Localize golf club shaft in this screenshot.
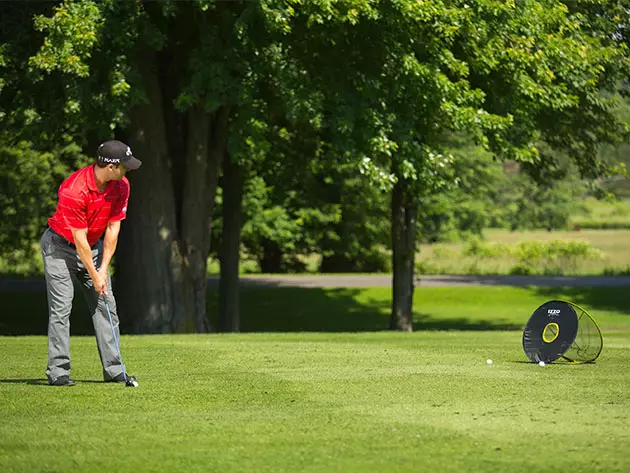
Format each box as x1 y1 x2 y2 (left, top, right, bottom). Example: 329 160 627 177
103 295 128 382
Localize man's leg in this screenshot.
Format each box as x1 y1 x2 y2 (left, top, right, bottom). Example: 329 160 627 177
77 242 125 381
42 229 76 384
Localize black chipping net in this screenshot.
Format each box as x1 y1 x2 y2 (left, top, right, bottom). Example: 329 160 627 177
523 300 603 364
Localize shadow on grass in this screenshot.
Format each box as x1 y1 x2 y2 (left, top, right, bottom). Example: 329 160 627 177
412 316 520 331
531 286 630 318
207 286 521 332
0 379 119 385
0 378 49 385
0 283 540 335
207 287 391 332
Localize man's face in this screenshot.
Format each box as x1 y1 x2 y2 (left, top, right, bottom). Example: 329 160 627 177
110 164 129 180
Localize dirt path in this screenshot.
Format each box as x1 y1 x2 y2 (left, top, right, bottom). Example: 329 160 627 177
229 274 630 287
3 274 629 292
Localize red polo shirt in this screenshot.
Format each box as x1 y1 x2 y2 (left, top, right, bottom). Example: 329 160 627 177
48 164 130 246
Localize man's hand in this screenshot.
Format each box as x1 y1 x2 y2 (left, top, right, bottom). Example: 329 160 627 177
71 227 108 296
94 270 108 296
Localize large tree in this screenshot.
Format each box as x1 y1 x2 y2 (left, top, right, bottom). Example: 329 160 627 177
3 0 629 333
385 1 629 329
266 1 628 330
15 0 270 332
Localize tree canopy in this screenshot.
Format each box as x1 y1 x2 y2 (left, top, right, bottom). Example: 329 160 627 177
1 0 628 331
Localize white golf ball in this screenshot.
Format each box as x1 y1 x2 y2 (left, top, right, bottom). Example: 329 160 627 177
486 359 493 365
538 361 546 367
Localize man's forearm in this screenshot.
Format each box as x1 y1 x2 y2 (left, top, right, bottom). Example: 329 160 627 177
74 236 100 282
100 222 121 271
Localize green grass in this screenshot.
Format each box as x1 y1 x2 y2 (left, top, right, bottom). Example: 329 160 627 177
215 285 630 332
571 197 630 227
415 198 630 276
3 285 630 335
2 286 630 472
418 228 630 275
1 331 630 473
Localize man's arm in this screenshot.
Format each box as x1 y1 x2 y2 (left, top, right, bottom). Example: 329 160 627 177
71 228 107 295
99 220 121 277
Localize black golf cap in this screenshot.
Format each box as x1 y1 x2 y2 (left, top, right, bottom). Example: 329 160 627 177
97 140 142 170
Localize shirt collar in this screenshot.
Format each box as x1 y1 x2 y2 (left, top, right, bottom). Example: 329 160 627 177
87 164 102 193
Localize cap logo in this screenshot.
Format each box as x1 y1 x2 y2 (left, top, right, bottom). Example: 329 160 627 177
126 146 132 157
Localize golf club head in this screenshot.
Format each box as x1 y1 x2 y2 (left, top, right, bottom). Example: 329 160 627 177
125 376 139 388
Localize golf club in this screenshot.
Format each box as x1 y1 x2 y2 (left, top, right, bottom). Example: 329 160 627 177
103 295 139 387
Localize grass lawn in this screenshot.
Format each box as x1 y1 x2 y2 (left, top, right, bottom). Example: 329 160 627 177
1 332 629 473
418 228 630 275
1 286 630 472
3 285 630 335
571 196 630 226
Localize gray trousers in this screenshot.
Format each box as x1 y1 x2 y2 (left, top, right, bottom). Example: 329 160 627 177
41 228 125 383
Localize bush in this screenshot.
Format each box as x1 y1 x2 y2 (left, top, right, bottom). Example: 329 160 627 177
510 240 604 275
569 220 630 230
0 139 87 267
462 238 512 258
416 238 607 276
0 247 44 277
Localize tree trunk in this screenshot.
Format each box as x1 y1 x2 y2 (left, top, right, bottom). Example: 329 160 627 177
390 178 417 331
219 153 245 332
175 105 229 332
202 106 230 330
260 239 283 273
173 106 210 332
116 45 184 333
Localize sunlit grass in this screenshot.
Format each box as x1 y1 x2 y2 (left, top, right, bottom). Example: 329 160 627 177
1 330 629 473
571 196 630 225
418 229 630 275
3 281 629 472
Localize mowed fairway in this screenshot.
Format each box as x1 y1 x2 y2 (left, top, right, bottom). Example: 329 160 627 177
1 287 630 472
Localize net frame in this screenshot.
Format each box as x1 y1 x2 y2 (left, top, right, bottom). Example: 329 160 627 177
559 300 604 364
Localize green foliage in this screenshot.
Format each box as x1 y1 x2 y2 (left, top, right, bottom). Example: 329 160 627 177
0 250 44 278
239 176 334 273
416 138 586 242
418 141 504 243
568 220 630 230
510 240 605 275
462 239 513 259
419 236 606 276
2 0 630 281
497 172 583 231
237 166 391 273
0 139 86 258
314 170 391 273
30 2 102 77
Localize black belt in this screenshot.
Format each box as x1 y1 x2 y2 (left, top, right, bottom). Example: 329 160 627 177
48 227 76 248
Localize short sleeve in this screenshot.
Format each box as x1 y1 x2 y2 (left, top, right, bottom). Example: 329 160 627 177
110 178 130 221
59 187 87 229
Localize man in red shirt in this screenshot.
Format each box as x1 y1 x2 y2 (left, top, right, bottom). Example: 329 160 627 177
42 140 142 386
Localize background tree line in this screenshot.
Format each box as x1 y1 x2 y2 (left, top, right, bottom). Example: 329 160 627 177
1 0 629 333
